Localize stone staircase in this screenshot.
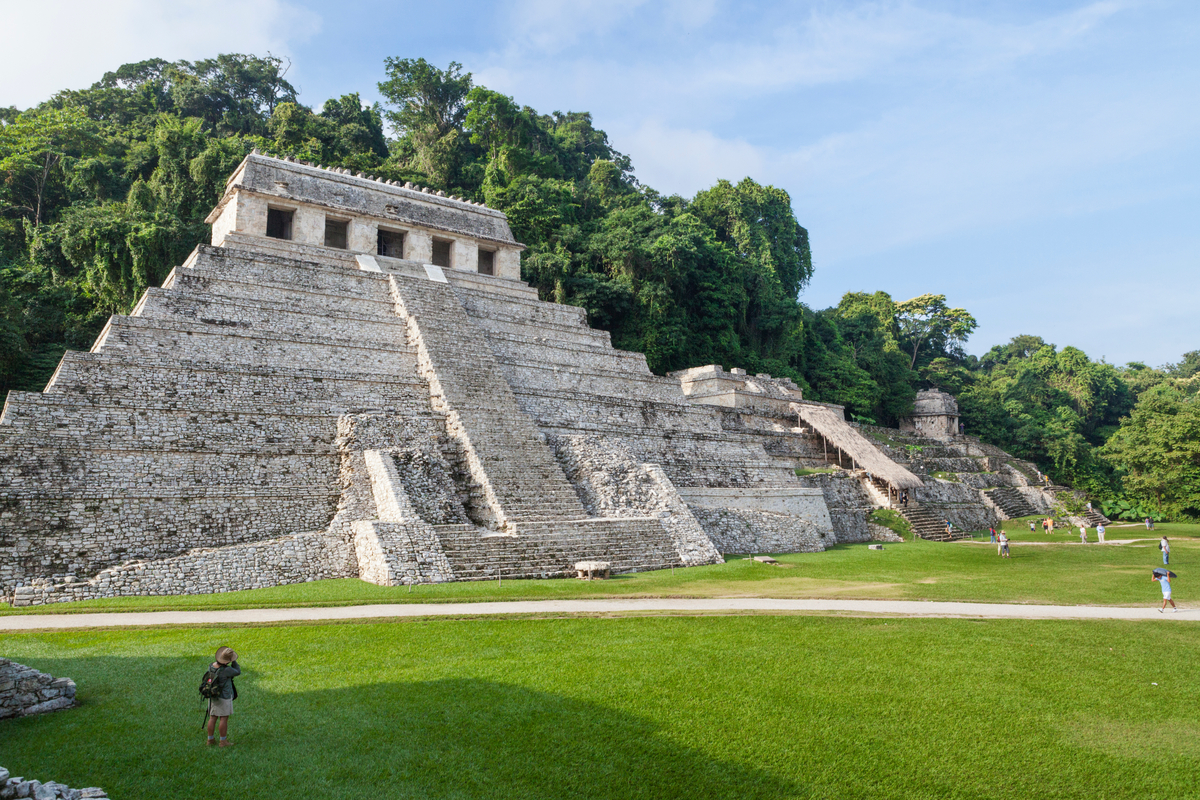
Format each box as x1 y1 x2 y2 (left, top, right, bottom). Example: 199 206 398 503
983 487 1037 520
1044 485 1111 526
899 503 970 541
864 475 900 507
433 519 682 580
390 274 590 528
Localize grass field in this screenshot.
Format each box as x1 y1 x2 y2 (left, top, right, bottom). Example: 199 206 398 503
4 523 1195 616
2 616 1197 799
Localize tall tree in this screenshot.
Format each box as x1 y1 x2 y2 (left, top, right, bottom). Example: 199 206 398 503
378 59 473 188
0 107 96 226
894 293 977 370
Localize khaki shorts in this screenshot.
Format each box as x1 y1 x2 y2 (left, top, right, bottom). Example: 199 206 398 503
208 697 233 717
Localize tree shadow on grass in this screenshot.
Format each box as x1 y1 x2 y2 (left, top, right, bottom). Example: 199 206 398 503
1 656 799 800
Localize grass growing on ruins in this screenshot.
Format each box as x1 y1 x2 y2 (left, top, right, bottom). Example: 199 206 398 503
2 615 1197 799
868 508 913 539
4 523 1197 616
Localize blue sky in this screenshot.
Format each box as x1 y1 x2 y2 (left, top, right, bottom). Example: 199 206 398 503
4 0 1197 365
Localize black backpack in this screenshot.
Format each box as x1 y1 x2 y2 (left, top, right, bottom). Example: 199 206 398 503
199 665 237 700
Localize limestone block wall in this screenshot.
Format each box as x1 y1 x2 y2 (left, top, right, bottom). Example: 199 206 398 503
793 472 876 543
293 205 326 246
354 447 454 585
210 190 266 246
0 660 76 718
497 248 521 280
406 230 433 263
680 487 834 554
689 507 828 554
10 528 352 607
449 238 476 271
348 218 376 253
458 284 798 491
549 434 722 567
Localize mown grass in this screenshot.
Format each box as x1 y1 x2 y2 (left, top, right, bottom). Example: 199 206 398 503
1 616 1196 799
5 524 1197 616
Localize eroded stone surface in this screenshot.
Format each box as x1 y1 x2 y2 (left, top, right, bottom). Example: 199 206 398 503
0 661 76 719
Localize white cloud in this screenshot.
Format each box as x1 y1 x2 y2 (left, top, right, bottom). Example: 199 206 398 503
617 119 766 196
483 1 1129 117
0 0 321 109
507 0 651 52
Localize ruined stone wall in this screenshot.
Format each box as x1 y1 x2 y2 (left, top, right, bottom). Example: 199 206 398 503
0 768 108 800
793 472 876 543
459 285 797 490
0 660 76 718
689 507 828 554
10 529 351 607
549 434 721 567
916 481 1001 532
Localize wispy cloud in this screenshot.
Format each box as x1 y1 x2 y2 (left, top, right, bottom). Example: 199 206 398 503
617 118 766 196
0 0 321 109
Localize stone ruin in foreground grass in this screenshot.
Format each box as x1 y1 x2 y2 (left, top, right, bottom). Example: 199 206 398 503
0 153 1079 606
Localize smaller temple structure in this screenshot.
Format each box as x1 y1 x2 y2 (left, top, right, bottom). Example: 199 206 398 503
900 389 960 440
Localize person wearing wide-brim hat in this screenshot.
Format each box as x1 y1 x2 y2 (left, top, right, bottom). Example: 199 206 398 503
206 646 241 747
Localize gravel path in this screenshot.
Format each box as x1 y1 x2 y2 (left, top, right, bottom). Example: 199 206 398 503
1 598 1192 630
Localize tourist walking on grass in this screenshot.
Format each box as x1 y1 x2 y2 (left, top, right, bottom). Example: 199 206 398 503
1161 536 1170 565
1079 526 1088 544
990 526 997 543
1154 572 1177 612
999 532 1010 558
1097 524 1105 543
1029 520 1036 533
203 646 241 747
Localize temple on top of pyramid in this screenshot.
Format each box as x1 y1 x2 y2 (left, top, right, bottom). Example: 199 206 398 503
206 152 524 280
0 153 1068 607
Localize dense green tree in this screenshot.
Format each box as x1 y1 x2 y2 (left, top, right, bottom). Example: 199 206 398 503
894 293 977 370
829 291 916 424
1101 383 1200 519
0 107 98 226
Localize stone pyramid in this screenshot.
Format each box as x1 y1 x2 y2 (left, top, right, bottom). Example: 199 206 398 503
2 153 844 606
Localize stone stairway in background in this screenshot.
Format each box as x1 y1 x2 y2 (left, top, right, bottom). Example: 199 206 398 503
983 487 1037 520
1044 485 1111 526
899 504 970 541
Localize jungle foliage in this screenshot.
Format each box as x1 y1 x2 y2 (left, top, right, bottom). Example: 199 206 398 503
0 55 1194 517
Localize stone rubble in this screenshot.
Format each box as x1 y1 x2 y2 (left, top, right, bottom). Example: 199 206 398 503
0 660 76 719
0 768 108 800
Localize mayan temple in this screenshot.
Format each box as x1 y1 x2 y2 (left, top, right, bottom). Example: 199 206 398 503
0 153 1075 606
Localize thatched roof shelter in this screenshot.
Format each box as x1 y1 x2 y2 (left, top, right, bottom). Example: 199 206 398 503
793 402 924 490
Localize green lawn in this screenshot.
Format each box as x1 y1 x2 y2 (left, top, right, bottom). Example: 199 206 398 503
2 616 1196 799
3 524 1195 616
